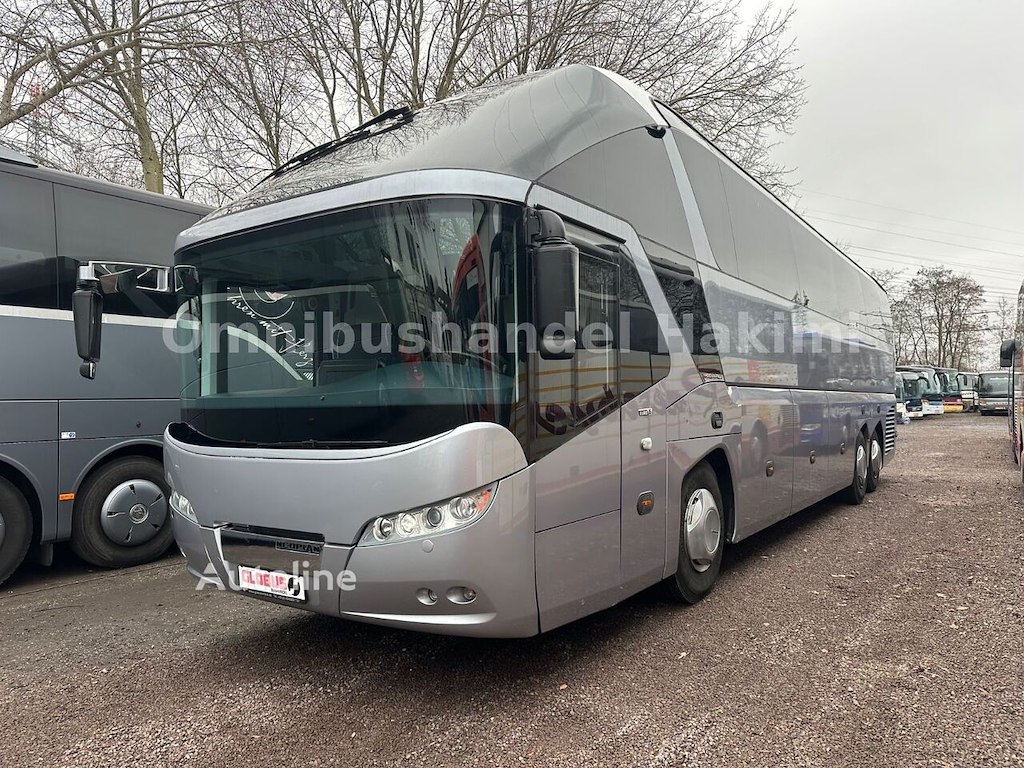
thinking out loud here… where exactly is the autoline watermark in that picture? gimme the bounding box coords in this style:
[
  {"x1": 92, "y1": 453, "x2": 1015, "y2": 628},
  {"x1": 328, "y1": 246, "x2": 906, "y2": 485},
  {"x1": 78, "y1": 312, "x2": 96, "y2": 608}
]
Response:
[{"x1": 196, "y1": 561, "x2": 357, "y2": 593}]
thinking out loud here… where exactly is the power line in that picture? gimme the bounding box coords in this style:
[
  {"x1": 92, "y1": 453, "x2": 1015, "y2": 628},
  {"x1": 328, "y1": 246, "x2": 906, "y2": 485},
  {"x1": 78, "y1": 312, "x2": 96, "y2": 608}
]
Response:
[
  {"x1": 799, "y1": 188, "x2": 1024, "y2": 238},
  {"x1": 845, "y1": 245, "x2": 1024, "y2": 281},
  {"x1": 801, "y1": 208, "x2": 1024, "y2": 248},
  {"x1": 809, "y1": 215, "x2": 1024, "y2": 259}
]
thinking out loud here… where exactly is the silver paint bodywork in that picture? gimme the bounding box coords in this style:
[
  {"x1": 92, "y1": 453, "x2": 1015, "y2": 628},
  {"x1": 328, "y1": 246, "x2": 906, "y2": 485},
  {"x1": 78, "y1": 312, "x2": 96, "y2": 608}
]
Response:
[{"x1": 166, "y1": 67, "x2": 895, "y2": 636}]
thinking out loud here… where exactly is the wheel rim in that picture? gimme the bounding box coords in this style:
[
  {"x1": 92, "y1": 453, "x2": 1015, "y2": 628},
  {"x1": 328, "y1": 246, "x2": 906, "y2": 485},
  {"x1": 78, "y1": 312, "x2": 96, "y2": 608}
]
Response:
[
  {"x1": 684, "y1": 488, "x2": 721, "y2": 573},
  {"x1": 855, "y1": 443, "x2": 868, "y2": 488},
  {"x1": 99, "y1": 480, "x2": 167, "y2": 547},
  {"x1": 870, "y1": 438, "x2": 881, "y2": 476}
]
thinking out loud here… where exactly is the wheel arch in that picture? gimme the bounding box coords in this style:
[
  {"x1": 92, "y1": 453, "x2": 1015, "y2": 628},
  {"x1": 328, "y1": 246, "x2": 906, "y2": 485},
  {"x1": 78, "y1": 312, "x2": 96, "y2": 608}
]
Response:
[
  {"x1": 0, "y1": 458, "x2": 43, "y2": 545},
  {"x1": 694, "y1": 447, "x2": 735, "y2": 544},
  {"x1": 71, "y1": 439, "x2": 165, "y2": 498}
]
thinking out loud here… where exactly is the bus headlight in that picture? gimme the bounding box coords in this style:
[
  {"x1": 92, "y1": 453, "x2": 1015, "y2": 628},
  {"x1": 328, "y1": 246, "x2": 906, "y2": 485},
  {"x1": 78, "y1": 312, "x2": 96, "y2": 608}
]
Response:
[
  {"x1": 360, "y1": 484, "x2": 496, "y2": 545},
  {"x1": 169, "y1": 490, "x2": 198, "y2": 524}
]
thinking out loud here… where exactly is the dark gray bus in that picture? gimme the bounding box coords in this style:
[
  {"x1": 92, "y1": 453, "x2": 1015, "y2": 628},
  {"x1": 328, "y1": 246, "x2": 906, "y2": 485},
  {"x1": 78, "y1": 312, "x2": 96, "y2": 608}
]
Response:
[
  {"x1": 75, "y1": 66, "x2": 896, "y2": 636},
  {"x1": 0, "y1": 147, "x2": 209, "y2": 584}
]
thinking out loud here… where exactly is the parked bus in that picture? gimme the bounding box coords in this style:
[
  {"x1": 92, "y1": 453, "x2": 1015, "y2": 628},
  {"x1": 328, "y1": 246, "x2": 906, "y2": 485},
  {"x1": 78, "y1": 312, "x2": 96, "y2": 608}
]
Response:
[
  {"x1": 957, "y1": 372, "x2": 979, "y2": 412},
  {"x1": 73, "y1": 66, "x2": 896, "y2": 636},
  {"x1": 896, "y1": 365, "x2": 944, "y2": 416},
  {"x1": 897, "y1": 371, "x2": 925, "y2": 419},
  {"x1": 0, "y1": 146, "x2": 210, "y2": 585},
  {"x1": 934, "y1": 367, "x2": 963, "y2": 412},
  {"x1": 977, "y1": 370, "x2": 1010, "y2": 415}
]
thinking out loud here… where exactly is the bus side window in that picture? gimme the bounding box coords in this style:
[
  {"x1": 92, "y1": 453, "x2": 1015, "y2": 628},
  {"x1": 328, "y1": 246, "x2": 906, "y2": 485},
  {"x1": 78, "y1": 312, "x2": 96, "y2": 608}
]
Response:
[
  {"x1": 0, "y1": 172, "x2": 59, "y2": 309},
  {"x1": 649, "y1": 255, "x2": 723, "y2": 381}
]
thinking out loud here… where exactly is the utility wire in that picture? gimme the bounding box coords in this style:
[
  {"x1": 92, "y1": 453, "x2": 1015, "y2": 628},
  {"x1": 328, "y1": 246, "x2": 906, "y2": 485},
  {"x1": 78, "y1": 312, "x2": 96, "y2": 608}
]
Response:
[
  {"x1": 809, "y1": 215, "x2": 1024, "y2": 259},
  {"x1": 801, "y1": 208, "x2": 1024, "y2": 248},
  {"x1": 799, "y1": 188, "x2": 1024, "y2": 238}
]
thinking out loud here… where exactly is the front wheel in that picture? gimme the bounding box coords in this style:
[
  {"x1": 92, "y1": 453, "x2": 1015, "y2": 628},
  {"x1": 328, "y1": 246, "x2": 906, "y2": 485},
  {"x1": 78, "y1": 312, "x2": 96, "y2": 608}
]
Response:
[
  {"x1": 0, "y1": 477, "x2": 33, "y2": 585},
  {"x1": 845, "y1": 431, "x2": 869, "y2": 505},
  {"x1": 865, "y1": 432, "x2": 882, "y2": 493},
  {"x1": 664, "y1": 462, "x2": 725, "y2": 604},
  {"x1": 71, "y1": 457, "x2": 174, "y2": 568}
]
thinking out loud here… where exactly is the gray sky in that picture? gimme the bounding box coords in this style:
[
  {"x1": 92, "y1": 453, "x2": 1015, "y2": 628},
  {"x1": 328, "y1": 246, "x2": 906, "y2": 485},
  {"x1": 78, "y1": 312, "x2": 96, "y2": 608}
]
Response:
[{"x1": 759, "y1": 0, "x2": 1024, "y2": 316}]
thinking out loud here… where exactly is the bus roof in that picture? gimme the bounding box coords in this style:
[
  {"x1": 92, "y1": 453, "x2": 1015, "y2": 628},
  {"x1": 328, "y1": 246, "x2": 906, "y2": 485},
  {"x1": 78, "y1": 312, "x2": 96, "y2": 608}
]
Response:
[{"x1": 0, "y1": 149, "x2": 208, "y2": 216}]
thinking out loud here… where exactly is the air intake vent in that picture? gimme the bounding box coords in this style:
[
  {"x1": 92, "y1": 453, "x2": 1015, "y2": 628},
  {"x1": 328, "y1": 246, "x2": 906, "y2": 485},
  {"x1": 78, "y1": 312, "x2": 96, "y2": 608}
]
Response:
[{"x1": 884, "y1": 405, "x2": 897, "y2": 454}]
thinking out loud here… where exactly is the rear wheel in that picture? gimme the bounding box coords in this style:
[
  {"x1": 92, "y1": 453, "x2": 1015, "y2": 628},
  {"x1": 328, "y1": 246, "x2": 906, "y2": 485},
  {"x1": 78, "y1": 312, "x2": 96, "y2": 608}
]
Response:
[
  {"x1": 0, "y1": 477, "x2": 33, "y2": 585},
  {"x1": 845, "y1": 431, "x2": 869, "y2": 505},
  {"x1": 665, "y1": 462, "x2": 724, "y2": 604},
  {"x1": 71, "y1": 457, "x2": 173, "y2": 568},
  {"x1": 865, "y1": 431, "x2": 883, "y2": 493}
]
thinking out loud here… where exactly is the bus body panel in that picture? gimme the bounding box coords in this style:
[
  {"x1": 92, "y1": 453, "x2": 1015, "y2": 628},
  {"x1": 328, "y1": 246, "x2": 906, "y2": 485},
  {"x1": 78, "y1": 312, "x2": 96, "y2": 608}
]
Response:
[
  {"x1": 164, "y1": 422, "x2": 527, "y2": 545},
  {"x1": 0, "y1": 159, "x2": 209, "y2": 576},
  {"x1": 54, "y1": 433, "x2": 168, "y2": 540},
  {"x1": 0, "y1": 440, "x2": 58, "y2": 540},
  {"x1": 0, "y1": 400, "x2": 57, "y2": 443}
]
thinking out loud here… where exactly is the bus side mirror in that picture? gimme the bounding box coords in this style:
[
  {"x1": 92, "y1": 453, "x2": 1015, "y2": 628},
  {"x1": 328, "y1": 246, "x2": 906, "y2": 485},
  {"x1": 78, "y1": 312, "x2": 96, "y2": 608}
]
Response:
[
  {"x1": 999, "y1": 339, "x2": 1018, "y2": 368},
  {"x1": 529, "y1": 209, "x2": 577, "y2": 360},
  {"x1": 73, "y1": 270, "x2": 103, "y2": 380}
]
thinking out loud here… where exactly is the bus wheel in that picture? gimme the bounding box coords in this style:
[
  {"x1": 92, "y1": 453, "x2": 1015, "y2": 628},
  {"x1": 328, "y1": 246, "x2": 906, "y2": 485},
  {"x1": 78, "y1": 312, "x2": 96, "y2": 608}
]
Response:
[
  {"x1": 845, "y1": 432, "x2": 869, "y2": 505},
  {"x1": 665, "y1": 462, "x2": 724, "y2": 604},
  {"x1": 0, "y1": 477, "x2": 33, "y2": 585},
  {"x1": 71, "y1": 457, "x2": 173, "y2": 568},
  {"x1": 865, "y1": 432, "x2": 883, "y2": 493}
]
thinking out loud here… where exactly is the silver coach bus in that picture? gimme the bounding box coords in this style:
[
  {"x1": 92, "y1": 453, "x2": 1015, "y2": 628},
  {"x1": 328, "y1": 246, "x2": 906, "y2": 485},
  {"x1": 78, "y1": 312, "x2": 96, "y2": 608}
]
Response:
[
  {"x1": 0, "y1": 147, "x2": 209, "y2": 584},
  {"x1": 74, "y1": 67, "x2": 896, "y2": 636}
]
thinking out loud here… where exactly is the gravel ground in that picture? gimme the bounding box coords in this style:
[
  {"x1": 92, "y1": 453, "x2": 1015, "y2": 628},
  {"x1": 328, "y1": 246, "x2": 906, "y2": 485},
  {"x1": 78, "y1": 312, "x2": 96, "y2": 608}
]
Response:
[{"x1": 1, "y1": 415, "x2": 1022, "y2": 767}]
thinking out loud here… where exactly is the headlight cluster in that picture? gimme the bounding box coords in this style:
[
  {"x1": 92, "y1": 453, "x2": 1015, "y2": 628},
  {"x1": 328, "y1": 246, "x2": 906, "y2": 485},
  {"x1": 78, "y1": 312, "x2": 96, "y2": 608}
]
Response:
[
  {"x1": 169, "y1": 490, "x2": 198, "y2": 524},
  {"x1": 360, "y1": 484, "x2": 496, "y2": 545}
]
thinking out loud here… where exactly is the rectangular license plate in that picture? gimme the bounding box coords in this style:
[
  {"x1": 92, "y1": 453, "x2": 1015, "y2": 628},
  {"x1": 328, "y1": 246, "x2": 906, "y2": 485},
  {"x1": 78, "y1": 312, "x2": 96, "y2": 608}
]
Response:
[{"x1": 238, "y1": 565, "x2": 306, "y2": 602}]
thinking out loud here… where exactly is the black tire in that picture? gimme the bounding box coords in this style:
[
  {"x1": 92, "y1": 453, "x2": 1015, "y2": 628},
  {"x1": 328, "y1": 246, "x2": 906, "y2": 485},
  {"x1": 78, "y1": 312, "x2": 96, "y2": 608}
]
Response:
[
  {"x1": 0, "y1": 477, "x2": 33, "y2": 586},
  {"x1": 845, "y1": 431, "x2": 869, "y2": 505},
  {"x1": 664, "y1": 461, "x2": 725, "y2": 604},
  {"x1": 70, "y1": 457, "x2": 173, "y2": 568},
  {"x1": 865, "y1": 431, "x2": 883, "y2": 493}
]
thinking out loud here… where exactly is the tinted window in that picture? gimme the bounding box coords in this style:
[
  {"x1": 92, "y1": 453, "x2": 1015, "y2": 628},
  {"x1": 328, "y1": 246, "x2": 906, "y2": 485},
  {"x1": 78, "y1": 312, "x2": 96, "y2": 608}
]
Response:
[
  {"x1": 719, "y1": 162, "x2": 801, "y2": 302},
  {"x1": 670, "y1": 129, "x2": 739, "y2": 276},
  {"x1": 538, "y1": 128, "x2": 694, "y2": 256},
  {"x1": 53, "y1": 184, "x2": 201, "y2": 317},
  {"x1": 788, "y1": 219, "x2": 839, "y2": 319},
  {"x1": 532, "y1": 249, "x2": 620, "y2": 460},
  {"x1": 0, "y1": 170, "x2": 58, "y2": 308},
  {"x1": 644, "y1": 239, "x2": 723, "y2": 380}
]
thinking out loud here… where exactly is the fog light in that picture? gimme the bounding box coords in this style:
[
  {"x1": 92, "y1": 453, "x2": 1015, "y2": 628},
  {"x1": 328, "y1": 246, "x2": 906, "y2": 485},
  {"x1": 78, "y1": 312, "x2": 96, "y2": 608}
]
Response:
[
  {"x1": 446, "y1": 586, "x2": 478, "y2": 604},
  {"x1": 416, "y1": 588, "x2": 438, "y2": 605}
]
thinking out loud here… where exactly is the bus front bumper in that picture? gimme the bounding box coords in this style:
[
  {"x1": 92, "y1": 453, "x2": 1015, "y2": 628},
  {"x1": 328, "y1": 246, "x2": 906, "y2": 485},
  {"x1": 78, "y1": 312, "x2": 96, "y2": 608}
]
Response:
[{"x1": 170, "y1": 474, "x2": 540, "y2": 638}]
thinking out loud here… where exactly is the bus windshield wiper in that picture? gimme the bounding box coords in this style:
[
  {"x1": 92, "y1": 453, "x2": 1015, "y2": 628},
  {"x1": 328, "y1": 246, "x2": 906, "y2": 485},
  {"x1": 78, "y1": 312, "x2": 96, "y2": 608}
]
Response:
[{"x1": 262, "y1": 107, "x2": 414, "y2": 182}]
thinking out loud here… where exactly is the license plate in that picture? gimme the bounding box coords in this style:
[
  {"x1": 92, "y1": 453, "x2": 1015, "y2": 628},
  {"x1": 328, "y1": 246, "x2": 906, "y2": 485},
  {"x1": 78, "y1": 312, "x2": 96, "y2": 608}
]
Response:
[{"x1": 238, "y1": 565, "x2": 306, "y2": 602}]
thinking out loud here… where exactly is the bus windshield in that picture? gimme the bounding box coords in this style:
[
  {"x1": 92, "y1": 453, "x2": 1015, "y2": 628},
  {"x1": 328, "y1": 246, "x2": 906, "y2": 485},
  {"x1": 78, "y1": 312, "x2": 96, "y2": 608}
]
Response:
[
  {"x1": 174, "y1": 197, "x2": 527, "y2": 447},
  {"x1": 977, "y1": 372, "x2": 1009, "y2": 396}
]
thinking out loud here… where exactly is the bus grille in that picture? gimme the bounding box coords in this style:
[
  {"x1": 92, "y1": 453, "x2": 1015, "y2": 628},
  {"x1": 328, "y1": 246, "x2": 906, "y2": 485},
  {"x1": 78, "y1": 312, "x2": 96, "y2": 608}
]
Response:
[{"x1": 884, "y1": 406, "x2": 897, "y2": 454}]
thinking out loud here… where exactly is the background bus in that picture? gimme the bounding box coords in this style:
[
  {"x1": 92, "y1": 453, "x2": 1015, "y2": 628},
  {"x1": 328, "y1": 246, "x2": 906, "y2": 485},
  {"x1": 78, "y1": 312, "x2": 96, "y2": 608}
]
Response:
[
  {"x1": 897, "y1": 371, "x2": 925, "y2": 419},
  {"x1": 977, "y1": 370, "x2": 1010, "y2": 415},
  {"x1": 0, "y1": 146, "x2": 210, "y2": 585},
  {"x1": 934, "y1": 367, "x2": 963, "y2": 412},
  {"x1": 896, "y1": 365, "x2": 944, "y2": 416},
  {"x1": 957, "y1": 372, "x2": 979, "y2": 412}
]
